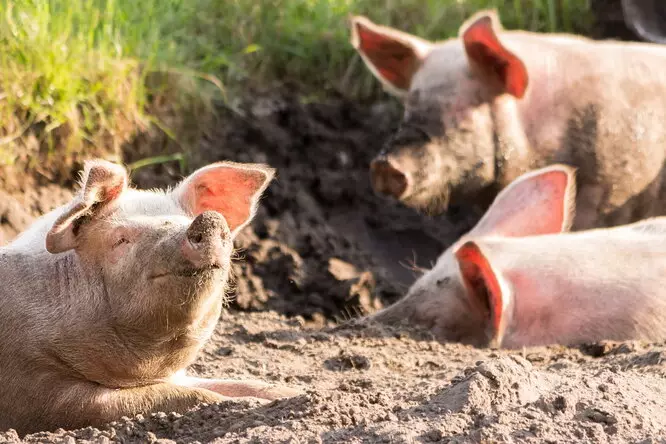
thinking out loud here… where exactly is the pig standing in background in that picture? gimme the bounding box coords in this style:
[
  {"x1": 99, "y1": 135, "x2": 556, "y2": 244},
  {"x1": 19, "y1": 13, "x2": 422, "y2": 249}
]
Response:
[
  {"x1": 351, "y1": 9, "x2": 666, "y2": 230},
  {"x1": 368, "y1": 164, "x2": 666, "y2": 348},
  {"x1": 0, "y1": 159, "x2": 299, "y2": 435}
]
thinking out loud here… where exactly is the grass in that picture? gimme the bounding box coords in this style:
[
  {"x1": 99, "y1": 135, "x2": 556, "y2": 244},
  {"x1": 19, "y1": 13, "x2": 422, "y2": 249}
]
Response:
[{"x1": 0, "y1": 0, "x2": 593, "y2": 168}]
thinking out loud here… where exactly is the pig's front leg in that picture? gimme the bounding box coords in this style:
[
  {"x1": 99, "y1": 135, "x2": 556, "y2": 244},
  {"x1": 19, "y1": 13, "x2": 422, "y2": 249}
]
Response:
[
  {"x1": 33, "y1": 376, "x2": 300, "y2": 434},
  {"x1": 26, "y1": 381, "x2": 230, "y2": 434},
  {"x1": 173, "y1": 374, "x2": 303, "y2": 400}
]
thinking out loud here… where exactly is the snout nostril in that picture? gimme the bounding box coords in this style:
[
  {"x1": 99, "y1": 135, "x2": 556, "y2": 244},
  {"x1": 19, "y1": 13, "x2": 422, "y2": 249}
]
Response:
[
  {"x1": 186, "y1": 211, "x2": 229, "y2": 247},
  {"x1": 370, "y1": 158, "x2": 408, "y2": 198}
]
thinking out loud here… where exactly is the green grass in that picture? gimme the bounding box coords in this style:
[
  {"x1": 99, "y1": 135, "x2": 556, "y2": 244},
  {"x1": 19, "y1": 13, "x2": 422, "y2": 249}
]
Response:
[{"x1": 0, "y1": 0, "x2": 592, "y2": 167}]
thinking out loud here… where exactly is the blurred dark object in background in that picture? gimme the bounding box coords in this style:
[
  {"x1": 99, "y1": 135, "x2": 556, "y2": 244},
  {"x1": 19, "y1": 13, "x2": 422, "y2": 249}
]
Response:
[{"x1": 591, "y1": 0, "x2": 666, "y2": 43}]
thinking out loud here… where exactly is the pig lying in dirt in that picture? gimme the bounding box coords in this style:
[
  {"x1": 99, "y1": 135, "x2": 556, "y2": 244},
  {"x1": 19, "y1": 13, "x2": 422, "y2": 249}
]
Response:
[
  {"x1": 0, "y1": 159, "x2": 299, "y2": 435},
  {"x1": 369, "y1": 164, "x2": 666, "y2": 348},
  {"x1": 351, "y1": 9, "x2": 666, "y2": 230}
]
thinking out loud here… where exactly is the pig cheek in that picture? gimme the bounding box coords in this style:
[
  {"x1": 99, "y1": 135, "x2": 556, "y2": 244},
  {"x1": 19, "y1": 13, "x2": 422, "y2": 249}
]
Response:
[{"x1": 108, "y1": 243, "x2": 131, "y2": 265}]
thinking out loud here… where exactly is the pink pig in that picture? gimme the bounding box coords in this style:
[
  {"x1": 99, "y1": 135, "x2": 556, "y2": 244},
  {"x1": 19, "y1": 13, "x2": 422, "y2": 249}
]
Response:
[
  {"x1": 369, "y1": 164, "x2": 666, "y2": 348},
  {"x1": 351, "y1": 9, "x2": 666, "y2": 230},
  {"x1": 0, "y1": 159, "x2": 300, "y2": 434}
]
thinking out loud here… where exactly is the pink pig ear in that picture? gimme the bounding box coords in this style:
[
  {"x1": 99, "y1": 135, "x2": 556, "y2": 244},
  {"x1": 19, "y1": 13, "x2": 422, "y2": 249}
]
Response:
[
  {"x1": 454, "y1": 240, "x2": 508, "y2": 348},
  {"x1": 174, "y1": 162, "x2": 275, "y2": 236},
  {"x1": 460, "y1": 10, "x2": 529, "y2": 98},
  {"x1": 350, "y1": 15, "x2": 433, "y2": 96},
  {"x1": 46, "y1": 160, "x2": 128, "y2": 254},
  {"x1": 469, "y1": 164, "x2": 576, "y2": 238}
]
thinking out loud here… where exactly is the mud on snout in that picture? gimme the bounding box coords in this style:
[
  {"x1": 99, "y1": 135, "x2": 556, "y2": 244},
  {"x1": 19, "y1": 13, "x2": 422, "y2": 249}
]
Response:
[{"x1": 369, "y1": 125, "x2": 453, "y2": 215}]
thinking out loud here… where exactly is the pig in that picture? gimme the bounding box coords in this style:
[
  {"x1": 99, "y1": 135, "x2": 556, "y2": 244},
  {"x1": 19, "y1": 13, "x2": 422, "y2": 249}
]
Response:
[
  {"x1": 350, "y1": 9, "x2": 666, "y2": 230},
  {"x1": 368, "y1": 164, "x2": 666, "y2": 348},
  {"x1": 0, "y1": 159, "x2": 300, "y2": 435}
]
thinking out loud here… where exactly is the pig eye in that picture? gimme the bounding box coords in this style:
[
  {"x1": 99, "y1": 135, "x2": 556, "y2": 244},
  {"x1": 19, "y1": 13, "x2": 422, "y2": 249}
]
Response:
[
  {"x1": 112, "y1": 237, "x2": 130, "y2": 249},
  {"x1": 436, "y1": 277, "x2": 451, "y2": 287}
]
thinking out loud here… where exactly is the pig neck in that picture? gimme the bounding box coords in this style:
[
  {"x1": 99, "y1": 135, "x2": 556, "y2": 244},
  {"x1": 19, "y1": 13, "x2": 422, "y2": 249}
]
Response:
[
  {"x1": 0, "y1": 248, "x2": 208, "y2": 367},
  {"x1": 489, "y1": 36, "x2": 577, "y2": 188}
]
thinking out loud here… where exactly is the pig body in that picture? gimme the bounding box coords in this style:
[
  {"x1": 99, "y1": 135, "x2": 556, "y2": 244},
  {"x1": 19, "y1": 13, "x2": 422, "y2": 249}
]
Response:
[
  {"x1": 352, "y1": 10, "x2": 666, "y2": 229},
  {"x1": 0, "y1": 160, "x2": 298, "y2": 434},
  {"x1": 369, "y1": 164, "x2": 666, "y2": 348},
  {"x1": 457, "y1": 221, "x2": 666, "y2": 348}
]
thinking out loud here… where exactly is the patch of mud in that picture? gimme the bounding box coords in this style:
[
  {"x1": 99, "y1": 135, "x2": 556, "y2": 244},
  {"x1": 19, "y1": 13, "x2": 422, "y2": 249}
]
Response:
[
  {"x1": 5, "y1": 313, "x2": 666, "y2": 443},
  {"x1": 125, "y1": 92, "x2": 481, "y2": 320}
]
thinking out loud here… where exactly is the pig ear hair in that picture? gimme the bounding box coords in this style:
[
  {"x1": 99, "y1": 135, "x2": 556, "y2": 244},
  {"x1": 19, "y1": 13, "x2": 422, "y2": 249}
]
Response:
[
  {"x1": 460, "y1": 9, "x2": 529, "y2": 98},
  {"x1": 469, "y1": 164, "x2": 577, "y2": 238},
  {"x1": 350, "y1": 15, "x2": 433, "y2": 97},
  {"x1": 45, "y1": 160, "x2": 128, "y2": 254},
  {"x1": 173, "y1": 161, "x2": 276, "y2": 237},
  {"x1": 454, "y1": 240, "x2": 507, "y2": 348}
]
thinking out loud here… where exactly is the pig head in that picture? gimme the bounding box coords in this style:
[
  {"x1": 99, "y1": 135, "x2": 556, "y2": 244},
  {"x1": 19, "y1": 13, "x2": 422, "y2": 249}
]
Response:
[
  {"x1": 369, "y1": 163, "x2": 666, "y2": 348},
  {"x1": 0, "y1": 159, "x2": 299, "y2": 434},
  {"x1": 368, "y1": 164, "x2": 577, "y2": 347},
  {"x1": 351, "y1": 9, "x2": 666, "y2": 229}
]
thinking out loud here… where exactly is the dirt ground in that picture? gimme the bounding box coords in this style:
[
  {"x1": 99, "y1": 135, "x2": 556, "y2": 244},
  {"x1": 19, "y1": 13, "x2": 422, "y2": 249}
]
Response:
[{"x1": 2, "y1": 3, "x2": 666, "y2": 442}]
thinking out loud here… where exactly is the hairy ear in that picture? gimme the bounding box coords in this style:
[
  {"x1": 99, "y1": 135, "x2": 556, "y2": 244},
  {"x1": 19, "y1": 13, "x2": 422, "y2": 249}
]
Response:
[
  {"x1": 469, "y1": 164, "x2": 576, "y2": 238},
  {"x1": 460, "y1": 10, "x2": 529, "y2": 98},
  {"x1": 173, "y1": 161, "x2": 275, "y2": 236},
  {"x1": 46, "y1": 160, "x2": 128, "y2": 254},
  {"x1": 350, "y1": 15, "x2": 433, "y2": 96},
  {"x1": 454, "y1": 240, "x2": 508, "y2": 348}
]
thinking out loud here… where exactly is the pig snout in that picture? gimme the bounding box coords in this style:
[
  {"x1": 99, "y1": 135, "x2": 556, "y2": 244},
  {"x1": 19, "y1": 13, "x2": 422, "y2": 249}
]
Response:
[
  {"x1": 369, "y1": 156, "x2": 409, "y2": 199},
  {"x1": 182, "y1": 211, "x2": 231, "y2": 269}
]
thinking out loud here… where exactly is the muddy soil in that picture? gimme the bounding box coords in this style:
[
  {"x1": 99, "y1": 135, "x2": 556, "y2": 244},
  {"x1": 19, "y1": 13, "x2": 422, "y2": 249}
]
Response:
[{"x1": 2, "y1": 4, "x2": 666, "y2": 441}]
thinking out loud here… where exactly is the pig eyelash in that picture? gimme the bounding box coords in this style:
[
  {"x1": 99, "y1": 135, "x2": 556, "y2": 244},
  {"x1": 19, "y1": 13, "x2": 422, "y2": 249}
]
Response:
[
  {"x1": 112, "y1": 237, "x2": 130, "y2": 248},
  {"x1": 436, "y1": 277, "x2": 451, "y2": 287}
]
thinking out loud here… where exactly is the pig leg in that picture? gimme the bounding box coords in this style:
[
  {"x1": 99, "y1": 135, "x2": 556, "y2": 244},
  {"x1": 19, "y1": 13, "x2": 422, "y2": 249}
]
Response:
[
  {"x1": 174, "y1": 374, "x2": 303, "y2": 400},
  {"x1": 37, "y1": 377, "x2": 299, "y2": 433},
  {"x1": 17, "y1": 376, "x2": 301, "y2": 434},
  {"x1": 17, "y1": 381, "x2": 229, "y2": 434}
]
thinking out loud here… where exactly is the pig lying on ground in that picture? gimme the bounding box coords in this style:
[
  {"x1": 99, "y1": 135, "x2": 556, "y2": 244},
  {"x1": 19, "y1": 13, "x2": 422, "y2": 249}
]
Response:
[
  {"x1": 351, "y1": 9, "x2": 666, "y2": 230},
  {"x1": 368, "y1": 164, "x2": 666, "y2": 348},
  {"x1": 0, "y1": 159, "x2": 299, "y2": 435}
]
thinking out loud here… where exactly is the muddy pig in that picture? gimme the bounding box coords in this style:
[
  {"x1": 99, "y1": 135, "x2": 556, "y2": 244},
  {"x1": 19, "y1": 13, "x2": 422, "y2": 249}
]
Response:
[
  {"x1": 0, "y1": 159, "x2": 300, "y2": 434},
  {"x1": 351, "y1": 9, "x2": 666, "y2": 230},
  {"x1": 368, "y1": 164, "x2": 666, "y2": 348}
]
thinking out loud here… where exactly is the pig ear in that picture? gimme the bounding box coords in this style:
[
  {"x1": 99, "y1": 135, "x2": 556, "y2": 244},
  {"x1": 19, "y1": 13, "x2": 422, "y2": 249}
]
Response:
[
  {"x1": 454, "y1": 240, "x2": 507, "y2": 348},
  {"x1": 350, "y1": 15, "x2": 433, "y2": 96},
  {"x1": 45, "y1": 160, "x2": 128, "y2": 254},
  {"x1": 460, "y1": 10, "x2": 529, "y2": 98},
  {"x1": 173, "y1": 162, "x2": 275, "y2": 236},
  {"x1": 469, "y1": 164, "x2": 576, "y2": 238}
]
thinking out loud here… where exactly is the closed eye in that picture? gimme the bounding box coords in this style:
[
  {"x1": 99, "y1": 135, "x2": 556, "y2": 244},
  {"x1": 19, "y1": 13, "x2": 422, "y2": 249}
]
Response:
[{"x1": 112, "y1": 237, "x2": 130, "y2": 248}]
